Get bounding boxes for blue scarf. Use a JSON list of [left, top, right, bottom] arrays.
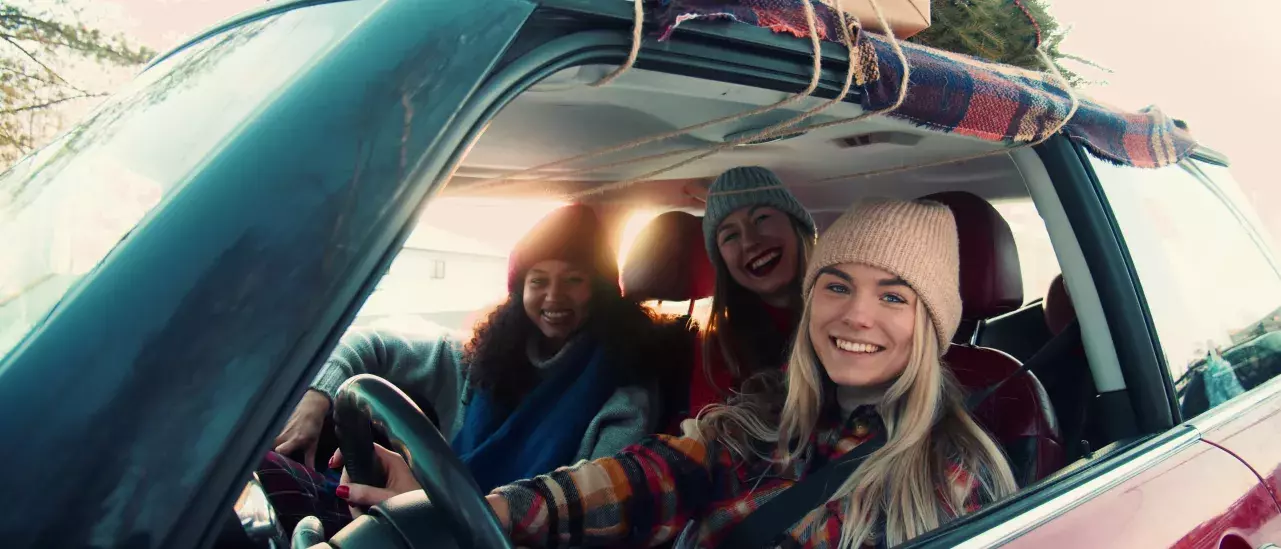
[[451, 337, 616, 493]]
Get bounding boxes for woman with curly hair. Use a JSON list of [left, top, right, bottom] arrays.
[[263, 204, 682, 534]]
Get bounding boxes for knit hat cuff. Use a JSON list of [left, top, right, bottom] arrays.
[[702, 167, 817, 258]]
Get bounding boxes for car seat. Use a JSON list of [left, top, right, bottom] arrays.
[[622, 211, 715, 305], [924, 191, 1065, 486], [1039, 274, 1098, 460], [622, 211, 714, 429]]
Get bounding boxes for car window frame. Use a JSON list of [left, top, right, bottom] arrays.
[[434, 8, 1281, 546], [350, 11, 1184, 546], [261, 8, 1192, 546]]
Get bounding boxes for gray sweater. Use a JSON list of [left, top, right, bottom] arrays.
[[310, 329, 656, 462]]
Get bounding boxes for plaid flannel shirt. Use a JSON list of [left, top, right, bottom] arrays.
[[493, 407, 986, 548]]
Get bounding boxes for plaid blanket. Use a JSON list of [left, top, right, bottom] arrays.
[[650, 0, 1196, 168]]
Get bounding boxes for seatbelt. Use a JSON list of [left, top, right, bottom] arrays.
[[964, 319, 1081, 411], [715, 425, 888, 549], [715, 322, 1080, 549]]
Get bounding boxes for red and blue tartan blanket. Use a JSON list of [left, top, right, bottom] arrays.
[[648, 0, 1196, 168]]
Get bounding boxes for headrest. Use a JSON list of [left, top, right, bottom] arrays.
[[1043, 274, 1076, 335], [622, 211, 715, 302], [922, 192, 1023, 319]]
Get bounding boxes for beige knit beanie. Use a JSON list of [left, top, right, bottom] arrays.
[[803, 198, 962, 349]]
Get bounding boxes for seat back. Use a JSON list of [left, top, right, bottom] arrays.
[[924, 191, 1064, 485], [622, 211, 715, 303], [1040, 274, 1098, 461], [621, 211, 712, 429]]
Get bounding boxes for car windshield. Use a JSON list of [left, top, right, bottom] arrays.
[[0, 2, 370, 360]]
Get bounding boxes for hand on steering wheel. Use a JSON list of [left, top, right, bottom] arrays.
[[331, 445, 423, 513], [327, 374, 514, 549]]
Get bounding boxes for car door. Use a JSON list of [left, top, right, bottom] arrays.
[[1174, 162, 1281, 532], [1011, 149, 1281, 547], [994, 431, 1278, 548], [0, 0, 536, 546], [905, 141, 1281, 548]]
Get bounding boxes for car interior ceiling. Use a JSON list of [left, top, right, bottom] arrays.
[[437, 67, 1136, 486]]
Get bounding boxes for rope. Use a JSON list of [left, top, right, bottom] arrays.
[[463, 0, 1070, 199], [1010, 0, 1044, 48], [564, 0, 867, 199], [463, 0, 828, 193], [565, 0, 915, 200], [804, 46, 1079, 187], [590, 0, 644, 87]]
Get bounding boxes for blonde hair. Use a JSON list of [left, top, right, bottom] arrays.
[[702, 222, 815, 387], [699, 299, 1017, 548]]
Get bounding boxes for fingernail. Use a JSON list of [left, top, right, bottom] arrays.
[[335, 485, 350, 500], [328, 453, 338, 468]]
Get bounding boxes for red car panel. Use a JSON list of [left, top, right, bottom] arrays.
[[999, 439, 1281, 548], [1194, 382, 1281, 547]]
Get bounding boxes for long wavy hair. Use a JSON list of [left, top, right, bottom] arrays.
[[698, 299, 1017, 548], [701, 221, 814, 393], [462, 276, 668, 411]]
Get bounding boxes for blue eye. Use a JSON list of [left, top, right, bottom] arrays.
[[825, 282, 850, 295], [882, 293, 906, 304], [754, 214, 770, 225], [721, 232, 739, 244]]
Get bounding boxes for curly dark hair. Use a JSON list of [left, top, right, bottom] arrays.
[[462, 277, 690, 412]]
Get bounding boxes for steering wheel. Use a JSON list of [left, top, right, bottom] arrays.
[[328, 374, 512, 549]]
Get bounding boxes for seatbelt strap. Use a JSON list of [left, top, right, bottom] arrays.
[[715, 425, 888, 549], [964, 319, 1081, 411]]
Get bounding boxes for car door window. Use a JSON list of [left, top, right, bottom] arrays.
[[1092, 157, 1281, 419]]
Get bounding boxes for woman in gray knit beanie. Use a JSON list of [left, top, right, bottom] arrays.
[[688, 166, 817, 417]]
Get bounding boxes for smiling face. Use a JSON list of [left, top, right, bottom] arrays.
[[807, 263, 918, 388], [715, 206, 800, 306], [522, 260, 593, 345]]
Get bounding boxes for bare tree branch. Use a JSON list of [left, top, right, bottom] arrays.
[[0, 92, 104, 115], [1, 34, 74, 87], [0, 126, 31, 152]]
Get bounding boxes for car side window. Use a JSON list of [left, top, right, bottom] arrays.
[[1092, 157, 1281, 420]]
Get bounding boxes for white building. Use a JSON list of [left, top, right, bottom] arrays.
[[352, 225, 509, 337]]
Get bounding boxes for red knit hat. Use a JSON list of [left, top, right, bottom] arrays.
[[507, 204, 620, 293]]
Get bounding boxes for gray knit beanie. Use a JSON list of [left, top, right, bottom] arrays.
[[804, 198, 962, 349], [702, 167, 817, 258]]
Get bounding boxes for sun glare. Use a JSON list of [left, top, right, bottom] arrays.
[[616, 209, 661, 269]]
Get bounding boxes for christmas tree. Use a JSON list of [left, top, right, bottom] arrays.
[[908, 0, 1101, 85]]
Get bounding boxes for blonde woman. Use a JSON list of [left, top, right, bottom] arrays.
[[340, 198, 1017, 549]]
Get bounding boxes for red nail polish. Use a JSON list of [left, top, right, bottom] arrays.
[[335, 485, 350, 500]]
